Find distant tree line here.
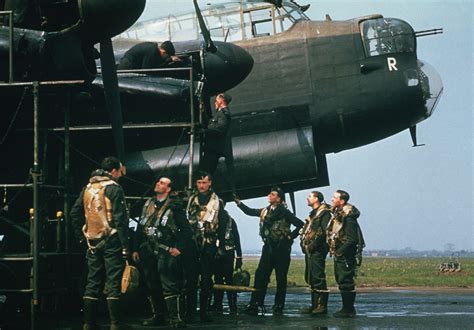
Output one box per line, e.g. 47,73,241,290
243,249,474,257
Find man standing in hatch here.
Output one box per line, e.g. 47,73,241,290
199,93,235,192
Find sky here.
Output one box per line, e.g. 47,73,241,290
137,0,473,251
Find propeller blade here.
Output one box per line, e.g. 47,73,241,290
263,0,283,7
409,126,425,147
100,39,125,160
193,0,217,53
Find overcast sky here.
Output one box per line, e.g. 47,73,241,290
138,0,473,251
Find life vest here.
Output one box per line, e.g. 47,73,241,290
187,192,221,246
300,203,329,253
259,206,291,244
327,204,365,263
82,176,118,241
140,198,179,249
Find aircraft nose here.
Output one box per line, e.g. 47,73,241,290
204,41,254,94
79,0,146,42
418,60,443,118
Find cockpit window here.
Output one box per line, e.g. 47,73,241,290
360,18,416,57
241,2,308,38
118,1,309,43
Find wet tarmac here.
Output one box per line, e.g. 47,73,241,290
32,288,474,329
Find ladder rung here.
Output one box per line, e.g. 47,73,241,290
0,288,33,293
50,122,192,132
0,256,33,261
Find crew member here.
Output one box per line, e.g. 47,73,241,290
267,0,309,12
117,40,180,71
234,187,304,316
132,177,192,328
300,191,331,315
186,172,228,322
199,93,235,192
70,156,129,329
290,0,310,12
327,189,362,318
211,214,242,314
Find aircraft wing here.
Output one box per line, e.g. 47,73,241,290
92,74,202,100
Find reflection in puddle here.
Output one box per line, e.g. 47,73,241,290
365,311,474,318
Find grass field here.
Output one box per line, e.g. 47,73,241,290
240,256,474,288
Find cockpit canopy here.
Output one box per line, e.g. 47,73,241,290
360,17,416,57
119,1,309,42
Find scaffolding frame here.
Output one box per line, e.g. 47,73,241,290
0,79,82,329
0,66,199,328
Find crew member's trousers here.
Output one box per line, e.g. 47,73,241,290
334,254,356,291
305,250,328,290
84,234,124,299
250,242,291,307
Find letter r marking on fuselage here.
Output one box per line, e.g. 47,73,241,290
387,57,398,71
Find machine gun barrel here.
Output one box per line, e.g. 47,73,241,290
414,28,443,37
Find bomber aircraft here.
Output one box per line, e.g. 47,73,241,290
114,0,443,201
0,0,445,246
0,0,444,327
0,0,444,202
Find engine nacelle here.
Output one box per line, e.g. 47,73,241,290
124,127,329,200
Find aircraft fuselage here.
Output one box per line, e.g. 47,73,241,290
229,17,439,154
113,6,443,199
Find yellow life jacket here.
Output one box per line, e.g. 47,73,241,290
82,176,117,241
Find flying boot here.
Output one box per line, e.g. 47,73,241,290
142,295,167,326
107,298,131,330
210,290,224,313
228,292,237,314
184,292,197,323
312,290,329,316
165,295,186,328
199,292,213,322
83,297,98,330
333,291,356,318
301,288,317,314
